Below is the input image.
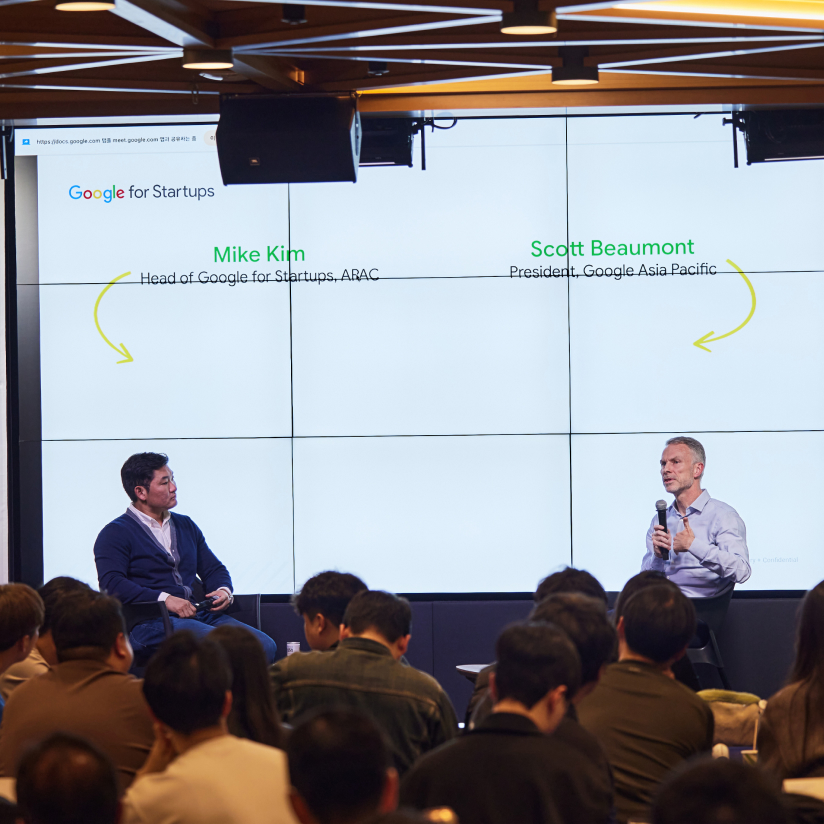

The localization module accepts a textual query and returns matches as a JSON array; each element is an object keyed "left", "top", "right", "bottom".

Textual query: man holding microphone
[{"left": 642, "top": 437, "right": 751, "bottom": 597}]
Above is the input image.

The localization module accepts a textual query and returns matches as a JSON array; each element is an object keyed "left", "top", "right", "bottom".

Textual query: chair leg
[{"left": 709, "top": 630, "right": 732, "bottom": 690}]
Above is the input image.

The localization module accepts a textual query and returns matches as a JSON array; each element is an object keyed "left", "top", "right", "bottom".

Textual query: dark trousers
[{"left": 130, "top": 610, "right": 277, "bottom": 664}]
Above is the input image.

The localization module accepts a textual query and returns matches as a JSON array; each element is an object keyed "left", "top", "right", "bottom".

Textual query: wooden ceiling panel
[{"left": 0, "top": 0, "right": 815, "bottom": 117}]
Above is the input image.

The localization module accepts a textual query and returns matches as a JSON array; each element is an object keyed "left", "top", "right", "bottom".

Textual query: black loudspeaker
[
  {"left": 216, "top": 96, "right": 361, "bottom": 184},
  {"left": 360, "top": 118, "right": 414, "bottom": 167},
  {"left": 742, "top": 109, "right": 824, "bottom": 164}
]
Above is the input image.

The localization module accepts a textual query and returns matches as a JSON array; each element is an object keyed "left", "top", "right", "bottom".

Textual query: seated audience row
[{"left": 6, "top": 565, "right": 824, "bottom": 824}]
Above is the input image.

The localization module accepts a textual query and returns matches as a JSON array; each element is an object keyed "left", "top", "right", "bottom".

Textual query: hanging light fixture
[
  {"left": 55, "top": 1, "right": 115, "bottom": 9},
  {"left": 501, "top": 0, "right": 557, "bottom": 35},
  {"left": 182, "top": 49, "right": 234, "bottom": 70},
  {"left": 552, "top": 46, "right": 599, "bottom": 84}
]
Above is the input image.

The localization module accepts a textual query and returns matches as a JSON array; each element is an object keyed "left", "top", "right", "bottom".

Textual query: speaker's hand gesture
[{"left": 672, "top": 517, "right": 695, "bottom": 553}]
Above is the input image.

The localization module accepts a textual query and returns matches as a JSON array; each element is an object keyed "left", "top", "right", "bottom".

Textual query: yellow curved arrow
[
  {"left": 693, "top": 259, "right": 756, "bottom": 353},
  {"left": 94, "top": 271, "right": 134, "bottom": 364}
]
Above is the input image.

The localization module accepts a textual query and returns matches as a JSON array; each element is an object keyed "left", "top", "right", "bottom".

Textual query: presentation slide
[{"left": 16, "top": 112, "right": 824, "bottom": 594}]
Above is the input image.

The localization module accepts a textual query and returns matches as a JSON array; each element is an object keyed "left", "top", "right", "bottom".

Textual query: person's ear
[
  {"left": 545, "top": 684, "right": 568, "bottom": 722},
  {"left": 315, "top": 613, "right": 328, "bottom": 634},
  {"left": 396, "top": 635, "right": 410, "bottom": 657},
  {"left": 488, "top": 670, "right": 499, "bottom": 703},
  {"left": 222, "top": 691, "right": 233, "bottom": 720},
  {"left": 694, "top": 462, "right": 703, "bottom": 480},
  {"left": 616, "top": 616, "right": 626, "bottom": 641},
  {"left": 379, "top": 768, "right": 399, "bottom": 814},
  {"left": 114, "top": 633, "right": 130, "bottom": 659},
  {"left": 339, "top": 624, "right": 352, "bottom": 641},
  {"left": 134, "top": 486, "right": 148, "bottom": 503},
  {"left": 290, "top": 790, "right": 318, "bottom": 824}
]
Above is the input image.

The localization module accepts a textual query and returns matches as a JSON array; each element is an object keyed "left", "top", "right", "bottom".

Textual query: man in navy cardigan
[{"left": 94, "top": 452, "right": 276, "bottom": 663}]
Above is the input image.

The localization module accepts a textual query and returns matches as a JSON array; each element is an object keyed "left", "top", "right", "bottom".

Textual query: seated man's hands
[
  {"left": 207, "top": 589, "right": 232, "bottom": 612},
  {"left": 165, "top": 595, "right": 196, "bottom": 618}
]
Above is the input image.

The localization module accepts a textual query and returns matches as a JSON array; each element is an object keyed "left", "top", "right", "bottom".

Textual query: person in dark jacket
[
  {"left": 94, "top": 452, "right": 276, "bottom": 664},
  {"left": 271, "top": 591, "right": 457, "bottom": 775},
  {"left": 401, "top": 622, "right": 612, "bottom": 824}
]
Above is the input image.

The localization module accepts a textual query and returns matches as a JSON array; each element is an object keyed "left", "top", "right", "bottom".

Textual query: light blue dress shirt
[{"left": 642, "top": 489, "right": 751, "bottom": 597}]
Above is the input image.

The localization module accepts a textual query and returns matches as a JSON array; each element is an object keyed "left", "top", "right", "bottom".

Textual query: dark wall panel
[
  {"left": 432, "top": 600, "right": 533, "bottom": 721},
  {"left": 262, "top": 595, "right": 803, "bottom": 717}
]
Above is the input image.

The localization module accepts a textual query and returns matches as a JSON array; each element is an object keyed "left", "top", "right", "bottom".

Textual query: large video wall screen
[{"left": 16, "top": 113, "right": 824, "bottom": 594}]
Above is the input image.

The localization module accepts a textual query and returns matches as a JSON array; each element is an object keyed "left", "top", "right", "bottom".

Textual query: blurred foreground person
[
  {"left": 16, "top": 733, "right": 120, "bottom": 824},
  {"left": 287, "top": 708, "right": 398, "bottom": 824},
  {"left": 652, "top": 759, "right": 789, "bottom": 824}
]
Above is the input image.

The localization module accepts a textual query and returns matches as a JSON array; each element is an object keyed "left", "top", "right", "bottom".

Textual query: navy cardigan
[{"left": 94, "top": 511, "right": 233, "bottom": 604}]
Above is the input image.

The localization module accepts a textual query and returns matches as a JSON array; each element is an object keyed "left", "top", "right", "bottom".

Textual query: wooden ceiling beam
[
  {"left": 231, "top": 54, "right": 305, "bottom": 90},
  {"left": 224, "top": 13, "right": 497, "bottom": 50},
  {"left": 111, "top": 0, "right": 216, "bottom": 48}
]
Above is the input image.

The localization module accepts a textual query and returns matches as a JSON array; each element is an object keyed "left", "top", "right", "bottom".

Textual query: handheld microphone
[{"left": 655, "top": 500, "right": 669, "bottom": 561}]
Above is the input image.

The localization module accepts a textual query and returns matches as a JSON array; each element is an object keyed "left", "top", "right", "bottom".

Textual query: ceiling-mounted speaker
[
  {"left": 741, "top": 109, "right": 824, "bottom": 163},
  {"left": 216, "top": 96, "right": 361, "bottom": 184}
]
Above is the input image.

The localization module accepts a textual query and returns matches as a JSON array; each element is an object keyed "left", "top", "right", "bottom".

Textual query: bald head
[{"left": 16, "top": 734, "right": 119, "bottom": 824}]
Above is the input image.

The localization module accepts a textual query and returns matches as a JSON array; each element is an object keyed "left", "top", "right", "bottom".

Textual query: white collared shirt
[{"left": 128, "top": 504, "right": 232, "bottom": 605}]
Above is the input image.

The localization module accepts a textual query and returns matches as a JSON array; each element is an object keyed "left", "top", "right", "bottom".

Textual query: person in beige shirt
[
  {"left": 123, "top": 631, "right": 297, "bottom": 824},
  {"left": 0, "top": 577, "right": 91, "bottom": 701},
  {"left": 0, "top": 590, "right": 153, "bottom": 790}
]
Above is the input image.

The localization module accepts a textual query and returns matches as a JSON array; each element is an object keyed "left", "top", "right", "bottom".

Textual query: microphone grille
[{"left": 655, "top": 499, "right": 668, "bottom": 511}]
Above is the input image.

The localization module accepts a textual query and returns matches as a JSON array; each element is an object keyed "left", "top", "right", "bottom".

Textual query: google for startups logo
[{"left": 69, "top": 185, "right": 125, "bottom": 203}]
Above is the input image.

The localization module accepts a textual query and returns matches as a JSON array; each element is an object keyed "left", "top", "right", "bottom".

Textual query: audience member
[
  {"left": 210, "top": 624, "right": 284, "bottom": 748},
  {"left": 760, "top": 580, "right": 824, "bottom": 780},
  {"left": 577, "top": 584, "right": 713, "bottom": 823},
  {"left": 287, "top": 708, "right": 397, "bottom": 824},
  {"left": 613, "top": 570, "right": 700, "bottom": 691},
  {"left": 0, "top": 589, "right": 153, "bottom": 790},
  {"left": 401, "top": 622, "right": 586, "bottom": 824},
  {"left": 293, "top": 571, "right": 368, "bottom": 651},
  {"left": 0, "top": 577, "right": 90, "bottom": 700},
  {"left": 271, "top": 590, "right": 457, "bottom": 774},
  {"left": 122, "top": 632, "right": 296, "bottom": 824},
  {"left": 0, "top": 584, "right": 44, "bottom": 721},
  {"left": 535, "top": 567, "right": 609, "bottom": 605},
  {"left": 467, "top": 566, "right": 610, "bottom": 723},
  {"left": 651, "top": 758, "right": 790, "bottom": 824},
  {"left": 16, "top": 733, "right": 120, "bottom": 824}
]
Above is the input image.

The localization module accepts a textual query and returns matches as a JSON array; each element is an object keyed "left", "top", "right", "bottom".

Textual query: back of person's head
[
  {"left": 0, "top": 584, "right": 44, "bottom": 653},
  {"left": 342, "top": 591, "right": 411, "bottom": 643},
  {"left": 294, "top": 572, "right": 368, "bottom": 626},
  {"left": 790, "top": 580, "right": 824, "bottom": 686},
  {"left": 614, "top": 570, "right": 677, "bottom": 621},
  {"left": 38, "top": 578, "right": 93, "bottom": 635},
  {"left": 16, "top": 733, "right": 119, "bottom": 824},
  {"left": 530, "top": 593, "right": 617, "bottom": 686},
  {"left": 120, "top": 451, "right": 168, "bottom": 501},
  {"left": 652, "top": 758, "right": 790, "bottom": 824},
  {"left": 621, "top": 584, "right": 695, "bottom": 664},
  {"left": 534, "top": 567, "right": 608, "bottom": 605},
  {"left": 288, "top": 708, "right": 395, "bottom": 824},
  {"left": 51, "top": 590, "right": 125, "bottom": 663},
  {"left": 209, "top": 624, "right": 284, "bottom": 748},
  {"left": 143, "top": 631, "right": 231, "bottom": 735},
  {"left": 494, "top": 622, "right": 581, "bottom": 706}
]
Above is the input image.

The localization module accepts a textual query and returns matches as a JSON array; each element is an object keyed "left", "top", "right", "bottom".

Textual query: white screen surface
[{"left": 21, "top": 114, "right": 823, "bottom": 594}]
